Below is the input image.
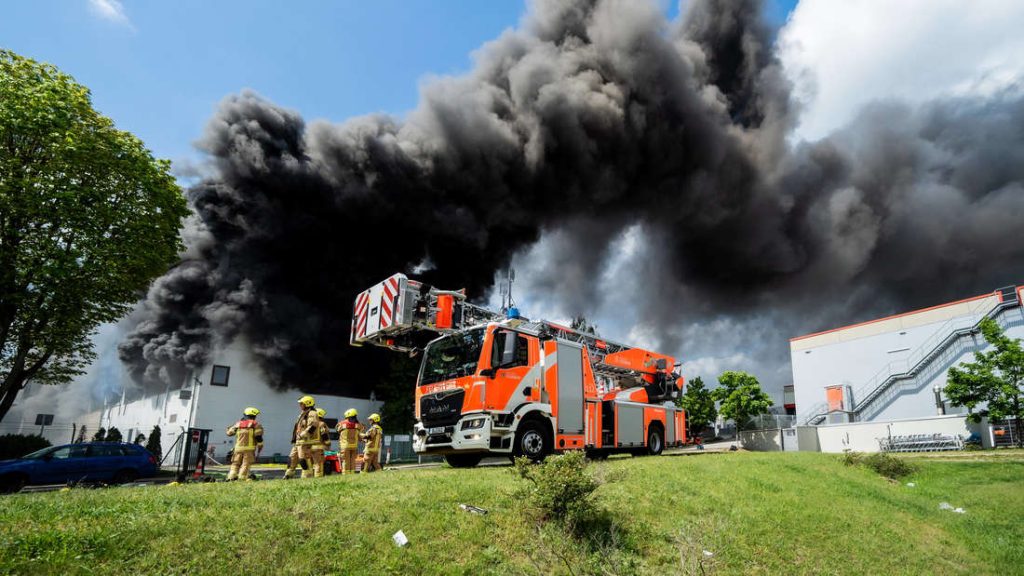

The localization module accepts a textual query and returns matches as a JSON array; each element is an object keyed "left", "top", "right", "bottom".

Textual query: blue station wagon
[{"left": 0, "top": 442, "right": 158, "bottom": 493}]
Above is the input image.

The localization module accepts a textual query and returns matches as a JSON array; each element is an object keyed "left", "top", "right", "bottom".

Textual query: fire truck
[{"left": 351, "top": 273, "right": 686, "bottom": 467}]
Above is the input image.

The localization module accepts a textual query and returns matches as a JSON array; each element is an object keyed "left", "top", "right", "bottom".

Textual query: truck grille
[{"left": 420, "top": 389, "right": 465, "bottom": 428}]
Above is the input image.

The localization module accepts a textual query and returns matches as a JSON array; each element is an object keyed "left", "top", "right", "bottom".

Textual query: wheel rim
[{"left": 522, "top": 429, "right": 544, "bottom": 456}]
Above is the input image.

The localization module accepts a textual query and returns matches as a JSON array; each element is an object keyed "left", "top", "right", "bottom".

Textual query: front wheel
[
  {"left": 444, "top": 453, "right": 484, "bottom": 468},
  {"left": 514, "top": 419, "right": 551, "bottom": 463}
]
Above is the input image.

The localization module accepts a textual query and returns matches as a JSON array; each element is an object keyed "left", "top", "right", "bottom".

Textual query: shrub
[
  {"left": 0, "top": 434, "right": 52, "bottom": 460},
  {"left": 513, "top": 450, "right": 599, "bottom": 526},
  {"left": 145, "top": 425, "right": 162, "bottom": 461},
  {"left": 841, "top": 451, "right": 915, "bottom": 479}
]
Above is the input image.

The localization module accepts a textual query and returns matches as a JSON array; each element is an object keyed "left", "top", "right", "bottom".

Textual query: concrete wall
[
  {"left": 812, "top": 415, "right": 976, "bottom": 453},
  {"left": 740, "top": 415, "right": 985, "bottom": 453},
  {"left": 738, "top": 428, "right": 783, "bottom": 451},
  {"left": 790, "top": 289, "right": 1024, "bottom": 423}
]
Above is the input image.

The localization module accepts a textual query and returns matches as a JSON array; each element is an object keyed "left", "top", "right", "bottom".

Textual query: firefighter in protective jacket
[
  {"left": 293, "top": 395, "right": 322, "bottom": 478},
  {"left": 226, "top": 407, "right": 263, "bottom": 481},
  {"left": 336, "top": 408, "right": 364, "bottom": 474},
  {"left": 360, "top": 413, "right": 383, "bottom": 473},
  {"left": 309, "top": 408, "right": 330, "bottom": 477}
]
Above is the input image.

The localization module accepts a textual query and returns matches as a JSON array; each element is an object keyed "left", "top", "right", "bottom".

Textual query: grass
[{"left": 0, "top": 451, "right": 1022, "bottom": 575}]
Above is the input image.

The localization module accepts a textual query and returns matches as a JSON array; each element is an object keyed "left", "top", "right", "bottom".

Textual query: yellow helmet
[
  {"left": 368, "top": 413, "right": 381, "bottom": 423},
  {"left": 298, "top": 395, "right": 315, "bottom": 408},
  {"left": 344, "top": 408, "right": 358, "bottom": 418},
  {"left": 243, "top": 407, "right": 260, "bottom": 417},
  {"left": 316, "top": 408, "right": 327, "bottom": 418}
]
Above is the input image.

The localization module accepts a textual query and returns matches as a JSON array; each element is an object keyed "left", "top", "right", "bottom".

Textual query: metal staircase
[{"left": 801, "top": 287, "right": 1022, "bottom": 425}]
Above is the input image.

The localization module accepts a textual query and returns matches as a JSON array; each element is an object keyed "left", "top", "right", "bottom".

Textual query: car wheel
[
  {"left": 112, "top": 469, "right": 138, "bottom": 485},
  {"left": 514, "top": 419, "right": 551, "bottom": 463},
  {"left": 0, "top": 474, "right": 26, "bottom": 494}
]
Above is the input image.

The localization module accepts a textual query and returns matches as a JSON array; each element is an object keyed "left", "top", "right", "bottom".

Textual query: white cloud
[
  {"left": 779, "top": 0, "right": 1024, "bottom": 141},
  {"left": 88, "top": 0, "right": 134, "bottom": 29}
]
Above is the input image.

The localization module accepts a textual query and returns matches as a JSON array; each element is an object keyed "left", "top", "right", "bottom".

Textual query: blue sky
[{"left": 0, "top": 0, "right": 796, "bottom": 168}]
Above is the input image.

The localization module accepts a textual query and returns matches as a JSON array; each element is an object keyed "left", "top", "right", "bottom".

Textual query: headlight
[{"left": 461, "top": 418, "right": 486, "bottom": 430}]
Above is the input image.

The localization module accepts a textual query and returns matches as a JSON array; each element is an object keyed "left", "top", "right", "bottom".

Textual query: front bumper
[{"left": 414, "top": 414, "right": 501, "bottom": 454}]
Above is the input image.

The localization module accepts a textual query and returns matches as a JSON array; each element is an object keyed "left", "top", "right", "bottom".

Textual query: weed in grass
[
  {"left": 512, "top": 451, "right": 600, "bottom": 527},
  {"left": 841, "top": 451, "right": 916, "bottom": 479}
]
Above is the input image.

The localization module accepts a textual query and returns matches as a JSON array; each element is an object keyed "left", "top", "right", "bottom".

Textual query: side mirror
[{"left": 480, "top": 367, "right": 496, "bottom": 379}]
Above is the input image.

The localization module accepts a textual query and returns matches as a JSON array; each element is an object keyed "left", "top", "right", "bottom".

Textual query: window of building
[
  {"left": 210, "top": 365, "right": 231, "bottom": 387},
  {"left": 169, "top": 414, "right": 177, "bottom": 423}
]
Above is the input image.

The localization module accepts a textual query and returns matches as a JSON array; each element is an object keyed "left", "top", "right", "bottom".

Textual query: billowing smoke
[{"left": 118, "top": 0, "right": 1024, "bottom": 399}]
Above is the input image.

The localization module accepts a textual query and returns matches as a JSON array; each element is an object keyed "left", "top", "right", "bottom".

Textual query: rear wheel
[
  {"left": 514, "top": 419, "right": 551, "bottom": 463},
  {"left": 444, "top": 453, "right": 484, "bottom": 468},
  {"left": 0, "top": 473, "right": 26, "bottom": 494},
  {"left": 646, "top": 426, "right": 665, "bottom": 456},
  {"left": 112, "top": 468, "right": 138, "bottom": 485}
]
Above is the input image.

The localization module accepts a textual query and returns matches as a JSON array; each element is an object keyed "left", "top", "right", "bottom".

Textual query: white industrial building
[
  {"left": 770, "top": 284, "right": 1024, "bottom": 452},
  {"left": 83, "top": 343, "right": 383, "bottom": 461}
]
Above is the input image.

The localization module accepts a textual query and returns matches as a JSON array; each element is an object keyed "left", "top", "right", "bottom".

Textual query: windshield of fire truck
[{"left": 419, "top": 328, "right": 486, "bottom": 385}]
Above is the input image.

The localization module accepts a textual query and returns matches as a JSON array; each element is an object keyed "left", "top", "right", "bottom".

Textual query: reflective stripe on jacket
[
  {"left": 336, "top": 420, "right": 363, "bottom": 450},
  {"left": 227, "top": 419, "right": 264, "bottom": 452},
  {"left": 361, "top": 424, "right": 383, "bottom": 454}
]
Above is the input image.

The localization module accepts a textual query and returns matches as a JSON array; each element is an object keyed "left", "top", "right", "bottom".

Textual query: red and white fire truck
[{"left": 351, "top": 273, "right": 686, "bottom": 467}]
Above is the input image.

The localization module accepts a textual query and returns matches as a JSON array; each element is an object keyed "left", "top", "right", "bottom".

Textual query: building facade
[
  {"left": 790, "top": 285, "right": 1024, "bottom": 425},
  {"left": 88, "top": 344, "right": 383, "bottom": 461}
]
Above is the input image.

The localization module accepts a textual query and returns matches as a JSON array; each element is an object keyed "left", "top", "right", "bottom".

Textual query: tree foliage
[
  {"left": 570, "top": 316, "right": 598, "bottom": 335},
  {"left": 374, "top": 355, "right": 419, "bottom": 432},
  {"left": 104, "top": 427, "right": 122, "bottom": 443},
  {"left": 91, "top": 427, "right": 106, "bottom": 442},
  {"left": 711, "top": 371, "right": 773, "bottom": 430},
  {"left": 946, "top": 317, "right": 1024, "bottom": 445},
  {"left": 676, "top": 376, "right": 717, "bottom": 436},
  {"left": 145, "top": 425, "right": 162, "bottom": 461},
  {"left": 0, "top": 50, "right": 188, "bottom": 421}
]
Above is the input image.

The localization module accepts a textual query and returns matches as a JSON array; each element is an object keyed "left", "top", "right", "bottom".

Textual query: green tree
[
  {"left": 374, "top": 355, "right": 419, "bottom": 432},
  {"left": 91, "top": 427, "right": 106, "bottom": 442},
  {"left": 145, "top": 425, "right": 162, "bottom": 461},
  {"left": 104, "top": 427, "right": 122, "bottom": 443},
  {"left": 676, "top": 376, "right": 717, "bottom": 437},
  {"left": 712, "top": 371, "right": 773, "bottom": 432},
  {"left": 0, "top": 50, "right": 188, "bottom": 421},
  {"left": 946, "top": 317, "right": 1024, "bottom": 446},
  {"left": 74, "top": 424, "right": 87, "bottom": 443}
]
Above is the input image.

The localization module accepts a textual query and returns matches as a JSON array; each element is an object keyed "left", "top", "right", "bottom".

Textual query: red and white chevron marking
[
  {"left": 354, "top": 290, "right": 370, "bottom": 339},
  {"left": 379, "top": 275, "right": 399, "bottom": 329}
]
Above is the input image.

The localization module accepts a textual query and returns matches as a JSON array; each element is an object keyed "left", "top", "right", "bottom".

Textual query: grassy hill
[{"left": 1, "top": 451, "right": 1021, "bottom": 575}]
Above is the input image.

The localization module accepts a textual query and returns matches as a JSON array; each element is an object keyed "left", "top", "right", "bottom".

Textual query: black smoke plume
[{"left": 119, "top": 0, "right": 1024, "bottom": 398}]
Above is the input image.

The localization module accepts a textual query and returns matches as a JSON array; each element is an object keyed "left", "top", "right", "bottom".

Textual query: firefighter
[
  {"left": 293, "top": 395, "right": 322, "bottom": 478},
  {"left": 226, "top": 407, "right": 263, "bottom": 481},
  {"left": 360, "top": 413, "right": 383, "bottom": 473},
  {"left": 309, "top": 408, "right": 331, "bottom": 477},
  {"left": 336, "top": 408, "right": 364, "bottom": 474}
]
